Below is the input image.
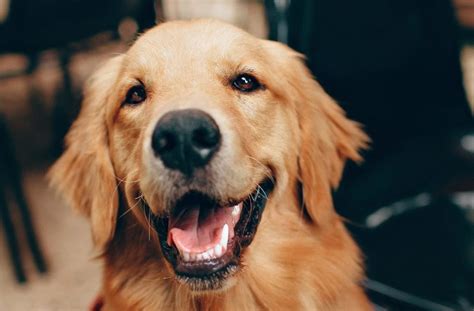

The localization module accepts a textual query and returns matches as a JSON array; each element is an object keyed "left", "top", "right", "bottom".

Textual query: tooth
[
  {"left": 221, "top": 224, "right": 229, "bottom": 247},
  {"left": 190, "top": 253, "right": 196, "bottom": 262},
  {"left": 202, "top": 251, "right": 210, "bottom": 260},
  {"left": 183, "top": 252, "right": 190, "bottom": 262},
  {"left": 208, "top": 248, "right": 215, "bottom": 259},
  {"left": 232, "top": 204, "right": 240, "bottom": 216},
  {"left": 196, "top": 253, "right": 203, "bottom": 261},
  {"left": 214, "top": 244, "right": 222, "bottom": 257}
]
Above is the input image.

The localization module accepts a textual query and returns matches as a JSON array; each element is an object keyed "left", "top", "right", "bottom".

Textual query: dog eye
[
  {"left": 124, "top": 85, "right": 147, "bottom": 105},
  {"left": 231, "top": 74, "right": 261, "bottom": 92}
]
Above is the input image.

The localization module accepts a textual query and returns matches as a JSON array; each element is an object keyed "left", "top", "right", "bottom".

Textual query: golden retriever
[{"left": 49, "top": 19, "right": 371, "bottom": 310}]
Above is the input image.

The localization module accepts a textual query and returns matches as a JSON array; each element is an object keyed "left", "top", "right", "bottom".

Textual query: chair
[{"left": 0, "top": 114, "right": 46, "bottom": 282}]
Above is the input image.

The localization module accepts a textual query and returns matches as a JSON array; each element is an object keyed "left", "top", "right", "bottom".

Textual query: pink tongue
[{"left": 168, "top": 203, "right": 234, "bottom": 253}]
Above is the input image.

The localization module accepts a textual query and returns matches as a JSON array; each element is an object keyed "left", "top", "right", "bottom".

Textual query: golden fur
[{"left": 49, "top": 19, "right": 371, "bottom": 310}]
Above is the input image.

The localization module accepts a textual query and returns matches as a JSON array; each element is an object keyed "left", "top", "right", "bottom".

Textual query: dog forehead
[{"left": 125, "top": 20, "right": 264, "bottom": 72}]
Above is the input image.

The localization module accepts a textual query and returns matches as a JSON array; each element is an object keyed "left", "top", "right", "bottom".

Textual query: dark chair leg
[
  {"left": 0, "top": 116, "right": 27, "bottom": 283},
  {"left": 1, "top": 121, "right": 47, "bottom": 274},
  {"left": 12, "top": 180, "right": 47, "bottom": 274},
  {"left": 26, "top": 53, "right": 47, "bottom": 121},
  {"left": 154, "top": 0, "right": 164, "bottom": 24},
  {"left": 0, "top": 115, "right": 47, "bottom": 280},
  {"left": 0, "top": 188, "right": 26, "bottom": 283},
  {"left": 52, "top": 49, "right": 78, "bottom": 156}
]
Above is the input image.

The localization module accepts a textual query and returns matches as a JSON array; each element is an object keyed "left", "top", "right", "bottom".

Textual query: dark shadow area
[{"left": 267, "top": 0, "right": 474, "bottom": 309}]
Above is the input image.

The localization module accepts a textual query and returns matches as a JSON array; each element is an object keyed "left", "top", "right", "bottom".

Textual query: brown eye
[
  {"left": 231, "top": 74, "right": 261, "bottom": 92},
  {"left": 124, "top": 85, "right": 146, "bottom": 105}
]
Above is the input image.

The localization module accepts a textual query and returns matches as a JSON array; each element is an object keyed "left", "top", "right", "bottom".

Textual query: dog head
[{"left": 49, "top": 19, "right": 368, "bottom": 294}]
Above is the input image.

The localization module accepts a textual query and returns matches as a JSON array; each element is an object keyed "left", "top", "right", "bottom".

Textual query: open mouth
[{"left": 150, "top": 178, "right": 274, "bottom": 291}]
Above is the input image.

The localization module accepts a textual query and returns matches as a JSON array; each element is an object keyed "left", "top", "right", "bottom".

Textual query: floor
[
  {"left": 0, "top": 39, "right": 473, "bottom": 311},
  {"left": 0, "top": 170, "right": 100, "bottom": 311}
]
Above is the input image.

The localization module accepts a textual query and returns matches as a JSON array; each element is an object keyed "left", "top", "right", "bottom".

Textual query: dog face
[{"left": 50, "top": 20, "right": 367, "bottom": 294}]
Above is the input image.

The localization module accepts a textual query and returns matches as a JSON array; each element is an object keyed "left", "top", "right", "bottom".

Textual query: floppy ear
[
  {"left": 297, "top": 79, "right": 369, "bottom": 225},
  {"left": 48, "top": 56, "right": 123, "bottom": 251},
  {"left": 267, "top": 42, "right": 369, "bottom": 225}
]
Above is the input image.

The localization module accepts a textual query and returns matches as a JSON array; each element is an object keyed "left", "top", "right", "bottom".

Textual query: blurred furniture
[
  {"left": 454, "top": 0, "right": 474, "bottom": 42},
  {"left": 0, "top": 114, "right": 46, "bottom": 282},
  {"left": 0, "top": 0, "right": 156, "bottom": 54},
  {"left": 349, "top": 129, "right": 474, "bottom": 310},
  {"left": 0, "top": 0, "right": 10, "bottom": 23},
  {"left": 264, "top": 0, "right": 290, "bottom": 43},
  {"left": 0, "top": 0, "right": 157, "bottom": 154},
  {"left": 0, "top": 0, "right": 159, "bottom": 283},
  {"left": 266, "top": 0, "right": 473, "bottom": 309},
  {"left": 162, "top": 0, "right": 267, "bottom": 38},
  {"left": 453, "top": 0, "right": 474, "bottom": 29}
]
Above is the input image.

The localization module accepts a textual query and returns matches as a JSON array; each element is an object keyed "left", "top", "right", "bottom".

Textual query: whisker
[
  {"left": 255, "top": 184, "right": 268, "bottom": 200},
  {"left": 142, "top": 203, "right": 153, "bottom": 242},
  {"left": 148, "top": 206, "right": 152, "bottom": 240},
  {"left": 246, "top": 156, "right": 275, "bottom": 184},
  {"left": 119, "top": 193, "right": 144, "bottom": 218},
  {"left": 112, "top": 169, "right": 142, "bottom": 198}
]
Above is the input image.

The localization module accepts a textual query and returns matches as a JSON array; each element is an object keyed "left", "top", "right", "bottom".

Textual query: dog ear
[
  {"left": 265, "top": 41, "right": 369, "bottom": 225},
  {"left": 48, "top": 56, "right": 123, "bottom": 251},
  {"left": 296, "top": 79, "right": 369, "bottom": 225}
]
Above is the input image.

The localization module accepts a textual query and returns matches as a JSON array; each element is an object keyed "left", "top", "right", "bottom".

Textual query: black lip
[
  {"left": 176, "top": 264, "right": 239, "bottom": 291},
  {"left": 148, "top": 177, "right": 274, "bottom": 289}
]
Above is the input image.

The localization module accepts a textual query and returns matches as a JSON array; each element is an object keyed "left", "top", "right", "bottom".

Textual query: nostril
[
  {"left": 152, "top": 131, "right": 176, "bottom": 154},
  {"left": 192, "top": 127, "right": 220, "bottom": 149}
]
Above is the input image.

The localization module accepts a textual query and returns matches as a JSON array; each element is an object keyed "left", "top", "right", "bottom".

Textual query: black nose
[{"left": 152, "top": 109, "right": 221, "bottom": 176}]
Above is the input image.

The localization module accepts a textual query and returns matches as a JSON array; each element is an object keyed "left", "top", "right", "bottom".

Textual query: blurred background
[{"left": 0, "top": 0, "right": 472, "bottom": 310}]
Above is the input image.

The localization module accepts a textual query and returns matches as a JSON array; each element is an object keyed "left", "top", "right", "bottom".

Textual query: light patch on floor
[{"left": 0, "top": 169, "right": 101, "bottom": 310}]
